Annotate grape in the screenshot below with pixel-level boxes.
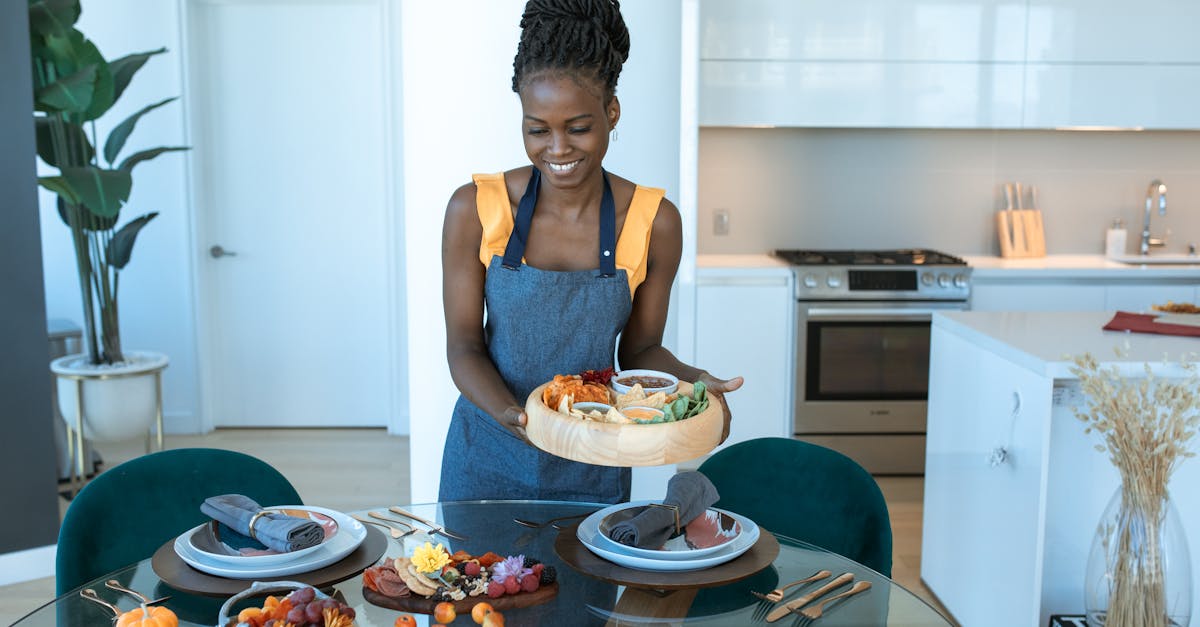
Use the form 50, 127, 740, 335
304, 602, 324, 623
286, 606, 306, 624
290, 587, 316, 604
341, 607, 355, 619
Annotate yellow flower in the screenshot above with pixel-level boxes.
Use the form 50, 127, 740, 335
411, 541, 450, 574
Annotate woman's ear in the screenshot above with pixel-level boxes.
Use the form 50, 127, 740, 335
608, 96, 621, 130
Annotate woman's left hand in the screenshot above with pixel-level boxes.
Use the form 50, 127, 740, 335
698, 373, 743, 444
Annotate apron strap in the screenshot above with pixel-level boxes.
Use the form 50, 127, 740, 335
500, 167, 619, 278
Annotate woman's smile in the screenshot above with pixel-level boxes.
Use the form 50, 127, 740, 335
545, 159, 582, 175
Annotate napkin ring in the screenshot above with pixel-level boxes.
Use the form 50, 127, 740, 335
647, 503, 681, 535
248, 510, 271, 540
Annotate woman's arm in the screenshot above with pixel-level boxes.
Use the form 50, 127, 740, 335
617, 198, 744, 393
442, 183, 529, 441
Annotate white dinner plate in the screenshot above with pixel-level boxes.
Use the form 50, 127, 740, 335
173, 506, 366, 579
593, 502, 743, 560
184, 506, 340, 568
577, 500, 759, 572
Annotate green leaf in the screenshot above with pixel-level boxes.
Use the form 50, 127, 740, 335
28, 0, 80, 37
118, 146, 189, 172
34, 63, 96, 113
35, 115, 94, 167
107, 212, 158, 269
56, 196, 117, 231
38, 175, 81, 205
103, 97, 177, 165
108, 48, 166, 104
59, 166, 132, 218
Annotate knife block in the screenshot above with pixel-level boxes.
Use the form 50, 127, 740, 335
997, 209, 1045, 258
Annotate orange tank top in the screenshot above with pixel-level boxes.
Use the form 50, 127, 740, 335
473, 172, 664, 300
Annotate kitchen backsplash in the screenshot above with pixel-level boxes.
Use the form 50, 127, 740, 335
698, 128, 1200, 257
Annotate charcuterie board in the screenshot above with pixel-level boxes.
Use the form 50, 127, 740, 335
362, 582, 558, 614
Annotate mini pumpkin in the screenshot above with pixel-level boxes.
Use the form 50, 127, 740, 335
116, 605, 178, 627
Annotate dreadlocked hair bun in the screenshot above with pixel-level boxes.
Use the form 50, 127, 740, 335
512, 0, 630, 99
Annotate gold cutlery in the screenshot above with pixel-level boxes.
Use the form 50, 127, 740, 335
351, 514, 416, 539
750, 569, 832, 621
389, 506, 469, 541
765, 572, 854, 623
792, 580, 872, 624
79, 589, 121, 620
104, 579, 171, 605
513, 511, 595, 530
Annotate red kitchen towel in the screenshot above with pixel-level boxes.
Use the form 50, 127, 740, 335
1103, 311, 1200, 337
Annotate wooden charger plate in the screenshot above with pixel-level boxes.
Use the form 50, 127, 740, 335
524, 382, 724, 466
363, 582, 558, 615
553, 523, 780, 590
151, 525, 388, 597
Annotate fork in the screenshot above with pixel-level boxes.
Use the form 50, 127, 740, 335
79, 589, 121, 621
790, 580, 872, 626
104, 579, 171, 606
351, 514, 417, 539
750, 569, 832, 621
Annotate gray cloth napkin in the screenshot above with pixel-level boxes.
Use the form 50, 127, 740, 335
200, 494, 324, 553
608, 471, 720, 549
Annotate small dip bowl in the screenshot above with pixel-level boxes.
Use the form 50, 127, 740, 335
572, 401, 613, 417
612, 369, 679, 395
621, 406, 665, 423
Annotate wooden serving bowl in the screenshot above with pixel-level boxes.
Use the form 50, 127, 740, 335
524, 383, 724, 467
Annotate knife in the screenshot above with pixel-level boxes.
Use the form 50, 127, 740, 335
389, 506, 470, 541
766, 571, 855, 622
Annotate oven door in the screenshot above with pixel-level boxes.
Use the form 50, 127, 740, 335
795, 301, 964, 434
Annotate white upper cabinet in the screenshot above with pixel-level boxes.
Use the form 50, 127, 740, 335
700, 0, 1200, 129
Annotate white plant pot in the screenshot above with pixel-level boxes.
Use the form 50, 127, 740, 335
50, 350, 169, 441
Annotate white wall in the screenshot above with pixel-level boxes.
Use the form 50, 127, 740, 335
38, 1, 200, 433
403, 1, 686, 502
698, 128, 1200, 257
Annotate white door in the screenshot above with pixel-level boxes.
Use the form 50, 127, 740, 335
188, 0, 395, 427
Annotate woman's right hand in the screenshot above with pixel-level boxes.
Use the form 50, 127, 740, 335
499, 406, 531, 444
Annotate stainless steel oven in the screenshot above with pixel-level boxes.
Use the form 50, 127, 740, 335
774, 249, 971, 474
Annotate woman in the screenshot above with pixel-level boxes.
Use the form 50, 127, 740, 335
439, 0, 742, 504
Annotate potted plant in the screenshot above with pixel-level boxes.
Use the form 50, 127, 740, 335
29, 0, 187, 441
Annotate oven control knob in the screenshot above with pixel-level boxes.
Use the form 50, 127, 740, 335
921, 272, 935, 286
826, 274, 842, 288
937, 273, 951, 288
803, 273, 819, 288
953, 273, 968, 288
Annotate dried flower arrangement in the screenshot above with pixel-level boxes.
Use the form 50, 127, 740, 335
1071, 352, 1200, 627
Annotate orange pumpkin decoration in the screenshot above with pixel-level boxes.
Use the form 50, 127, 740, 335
116, 605, 178, 627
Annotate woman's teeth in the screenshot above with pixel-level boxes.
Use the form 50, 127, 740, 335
547, 160, 580, 174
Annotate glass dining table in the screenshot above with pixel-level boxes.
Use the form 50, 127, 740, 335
15, 500, 954, 626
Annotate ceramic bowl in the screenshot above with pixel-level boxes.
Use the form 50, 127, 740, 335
593, 503, 744, 560
611, 369, 679, 395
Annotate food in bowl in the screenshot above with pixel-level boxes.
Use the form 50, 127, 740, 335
611, 369, 678, 395
621, 406, 665, 423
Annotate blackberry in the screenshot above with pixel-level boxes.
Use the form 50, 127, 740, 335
523, 556, 540, 568
539, 565, 557, 585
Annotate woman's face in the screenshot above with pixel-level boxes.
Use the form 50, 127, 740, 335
519, 72, 620, 189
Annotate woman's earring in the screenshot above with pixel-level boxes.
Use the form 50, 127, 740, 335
610, 127, 618, 142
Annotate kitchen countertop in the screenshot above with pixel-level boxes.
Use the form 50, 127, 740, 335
964, 254, 1200, 279
934, 310, 1199, 378
696, 254, 791, 269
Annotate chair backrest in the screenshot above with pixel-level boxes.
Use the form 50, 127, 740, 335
697, 437, 893, 576
56, 448, 302, 595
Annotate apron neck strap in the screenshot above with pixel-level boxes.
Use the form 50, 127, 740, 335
501, 167, 619, 278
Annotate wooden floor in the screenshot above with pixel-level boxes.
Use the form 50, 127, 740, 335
0, 429, 953, 625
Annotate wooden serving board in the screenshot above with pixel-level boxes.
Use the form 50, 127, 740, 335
362, 582, 558, 614
553, 523, 780, 591
525, 383, 725, 467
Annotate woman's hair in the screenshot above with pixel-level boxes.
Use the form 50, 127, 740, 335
511, 0, 630, 101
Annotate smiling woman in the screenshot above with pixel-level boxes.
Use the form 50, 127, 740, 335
437, 0, 743, 505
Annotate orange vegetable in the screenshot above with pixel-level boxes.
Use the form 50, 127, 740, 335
116, 606, 179, 627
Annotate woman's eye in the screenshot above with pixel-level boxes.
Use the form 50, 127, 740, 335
527, 128, 548, 136
568, 127, 592, 134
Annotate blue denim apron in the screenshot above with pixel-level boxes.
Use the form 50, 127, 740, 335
439, 168, 633, 504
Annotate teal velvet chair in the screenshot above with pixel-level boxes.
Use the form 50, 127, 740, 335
56, 448, 303, 595
697, 437, 893, 576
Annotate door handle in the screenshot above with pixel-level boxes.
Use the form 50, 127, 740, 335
209, 245, 237, 258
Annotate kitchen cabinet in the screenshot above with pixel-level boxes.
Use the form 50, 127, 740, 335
700, 0, 1200, 129
972, 279, 1196, 313
693, 267, 795, 450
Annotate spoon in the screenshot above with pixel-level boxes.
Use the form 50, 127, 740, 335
352, 514, 412, 539
79, 589, 121, 620
105, 580, 171, 606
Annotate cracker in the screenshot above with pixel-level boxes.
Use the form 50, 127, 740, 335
392, 557, 439, 596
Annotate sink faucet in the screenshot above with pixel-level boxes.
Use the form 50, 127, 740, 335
1140, 179, 1168, 255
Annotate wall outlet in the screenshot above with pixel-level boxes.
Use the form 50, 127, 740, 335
713, 208, 730, 236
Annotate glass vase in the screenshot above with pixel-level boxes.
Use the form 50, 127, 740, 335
1085, 487, 1192, 627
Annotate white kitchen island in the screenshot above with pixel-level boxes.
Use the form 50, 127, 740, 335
922, 311, 1200, 627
